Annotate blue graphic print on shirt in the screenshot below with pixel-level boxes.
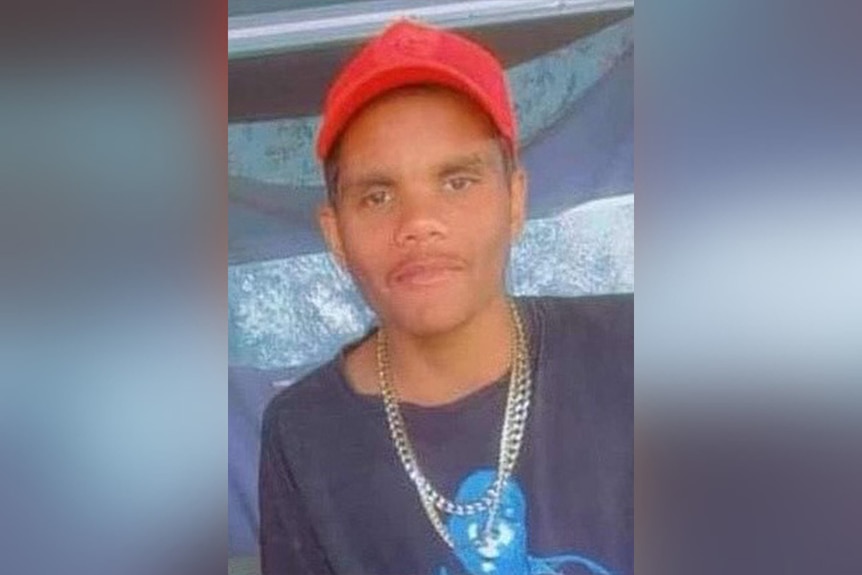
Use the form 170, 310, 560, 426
437, 470, 613, 575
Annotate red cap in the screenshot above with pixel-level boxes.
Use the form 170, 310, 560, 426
316, 19, 517, 161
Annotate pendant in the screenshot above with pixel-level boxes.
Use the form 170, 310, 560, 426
448, 471, 530, 574
472, 519, 515, 559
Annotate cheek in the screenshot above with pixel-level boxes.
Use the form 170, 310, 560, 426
339, 226, 391, 287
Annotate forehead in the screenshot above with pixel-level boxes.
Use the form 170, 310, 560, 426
334, 85, 501, 172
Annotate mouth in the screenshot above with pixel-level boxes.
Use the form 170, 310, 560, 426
389, 255, 466, 289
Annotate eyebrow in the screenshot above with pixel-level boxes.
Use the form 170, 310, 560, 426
339, 171, 396, 197
338, 152, 490, 198
436, 153, 487, 178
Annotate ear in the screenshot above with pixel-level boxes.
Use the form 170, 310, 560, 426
508, 167, 528, 240
318, 202, 347, 268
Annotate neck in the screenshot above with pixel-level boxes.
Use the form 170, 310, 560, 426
381, 294, 513, 406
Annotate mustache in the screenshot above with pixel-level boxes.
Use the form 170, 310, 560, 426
387, 252, 467, 284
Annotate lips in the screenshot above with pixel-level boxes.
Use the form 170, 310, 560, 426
388, 255, 466, 288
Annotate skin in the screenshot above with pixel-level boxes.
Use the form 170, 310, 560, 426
318, 86, 527, 406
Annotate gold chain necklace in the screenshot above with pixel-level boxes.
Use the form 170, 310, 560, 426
376, 299, 533, 549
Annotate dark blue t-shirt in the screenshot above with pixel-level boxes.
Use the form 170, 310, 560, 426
259, 295, 633, 575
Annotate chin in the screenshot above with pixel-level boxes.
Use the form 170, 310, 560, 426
382, 295, 473, 338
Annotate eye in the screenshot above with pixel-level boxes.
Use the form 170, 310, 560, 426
443, 176, 476, 193
359, 188, 393, 208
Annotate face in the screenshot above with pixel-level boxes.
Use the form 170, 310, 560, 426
318, 86, 526, 337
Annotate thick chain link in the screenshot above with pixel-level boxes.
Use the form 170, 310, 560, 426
377, 300, 532, 549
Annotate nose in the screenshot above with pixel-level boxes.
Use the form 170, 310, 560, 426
393, 191, 448, 247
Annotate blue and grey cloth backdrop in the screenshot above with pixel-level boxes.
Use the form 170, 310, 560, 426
228, 18, 633, 561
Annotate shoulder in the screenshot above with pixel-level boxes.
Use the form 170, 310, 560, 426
518, 293, 633, 340
260, 358, 344, 441
519, 294, 633, 423
517, 294, 633, 385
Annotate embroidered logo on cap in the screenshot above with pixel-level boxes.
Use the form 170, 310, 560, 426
374, 21, 440, 62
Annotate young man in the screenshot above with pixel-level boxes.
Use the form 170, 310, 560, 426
259, 20, 632, 575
